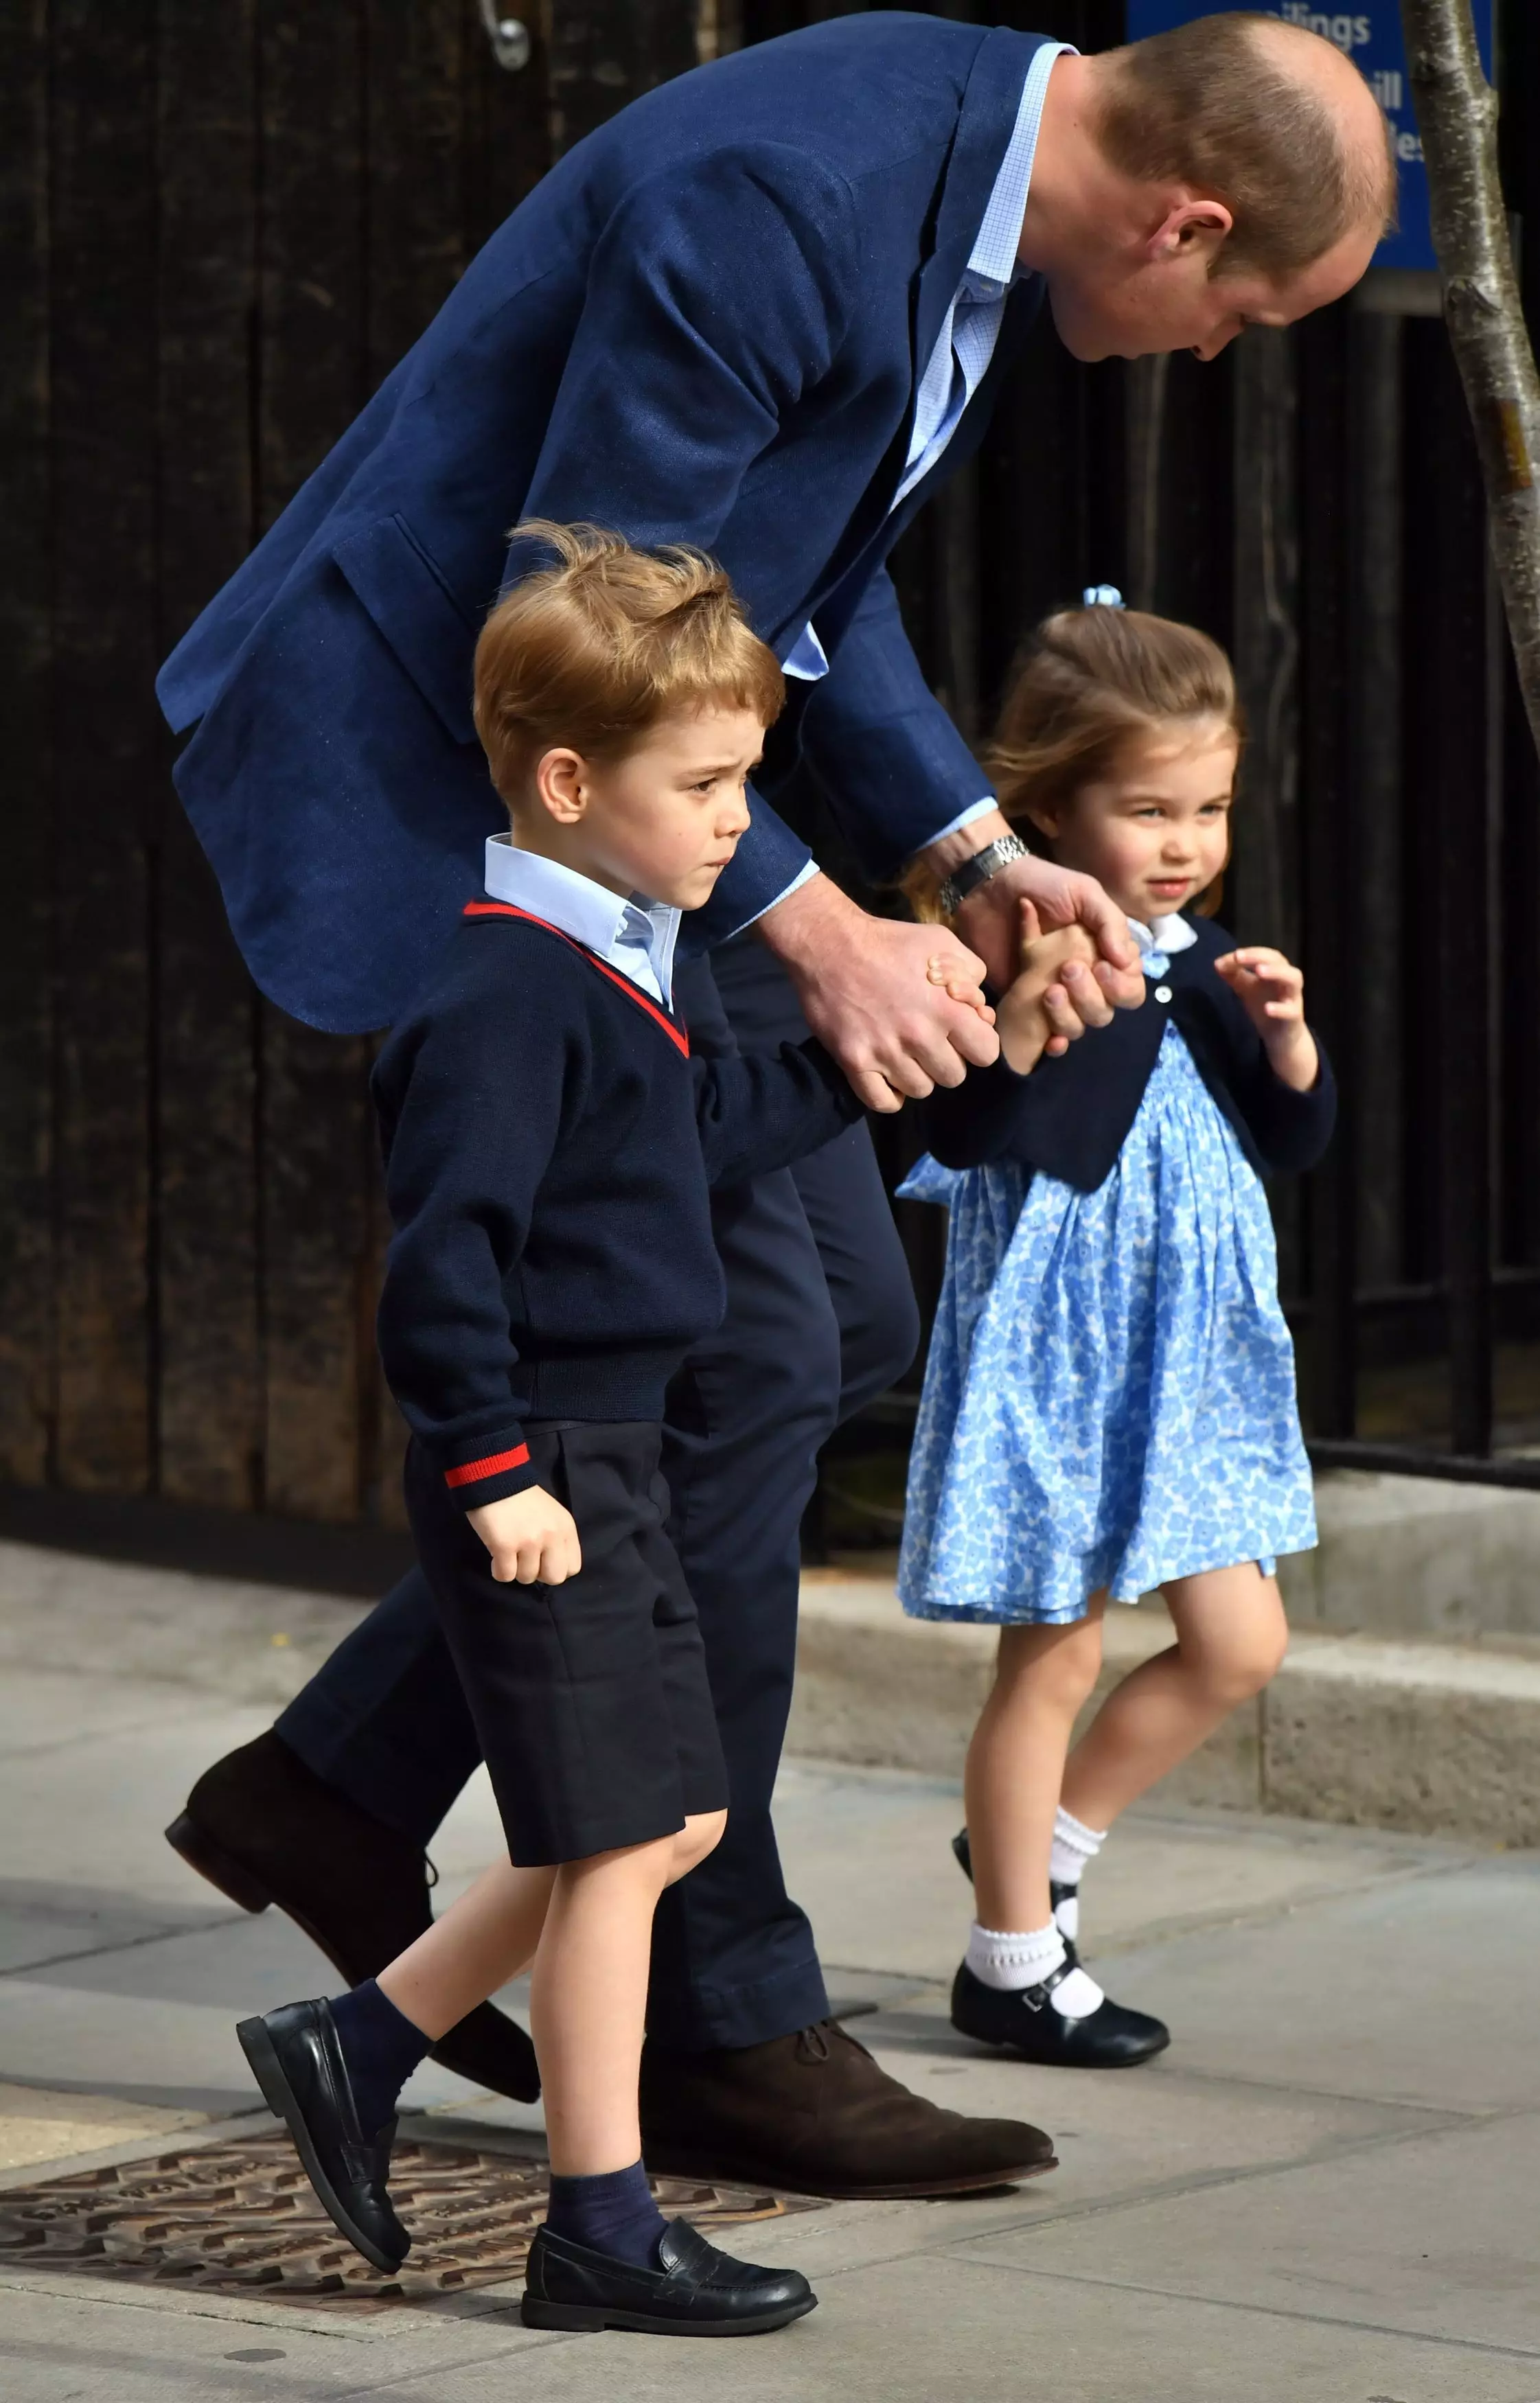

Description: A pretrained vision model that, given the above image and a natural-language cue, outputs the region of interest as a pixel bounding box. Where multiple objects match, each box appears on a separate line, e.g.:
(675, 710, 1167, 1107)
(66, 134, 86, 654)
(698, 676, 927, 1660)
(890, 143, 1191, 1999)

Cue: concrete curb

(788, 1573, 1540, 1846)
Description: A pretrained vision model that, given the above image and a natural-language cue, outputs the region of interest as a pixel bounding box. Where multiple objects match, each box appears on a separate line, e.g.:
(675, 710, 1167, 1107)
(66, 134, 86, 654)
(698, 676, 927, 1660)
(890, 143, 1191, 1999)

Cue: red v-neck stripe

(463, 899, 689, 1057)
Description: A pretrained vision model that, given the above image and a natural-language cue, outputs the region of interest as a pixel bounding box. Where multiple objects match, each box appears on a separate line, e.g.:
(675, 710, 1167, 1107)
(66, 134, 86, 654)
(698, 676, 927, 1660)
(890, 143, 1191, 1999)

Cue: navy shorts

(405, 1422, 728, 1865)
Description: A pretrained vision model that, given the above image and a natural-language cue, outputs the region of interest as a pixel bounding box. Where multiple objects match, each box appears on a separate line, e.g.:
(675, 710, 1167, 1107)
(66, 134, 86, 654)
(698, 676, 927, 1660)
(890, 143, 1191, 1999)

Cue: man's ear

(1146, 194, 1234, 264)
(533, 746, 588, 825)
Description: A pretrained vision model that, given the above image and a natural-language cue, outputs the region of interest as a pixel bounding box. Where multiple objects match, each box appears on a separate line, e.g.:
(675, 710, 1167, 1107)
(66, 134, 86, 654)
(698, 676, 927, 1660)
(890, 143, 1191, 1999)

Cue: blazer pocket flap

(333, 514, 479, 746)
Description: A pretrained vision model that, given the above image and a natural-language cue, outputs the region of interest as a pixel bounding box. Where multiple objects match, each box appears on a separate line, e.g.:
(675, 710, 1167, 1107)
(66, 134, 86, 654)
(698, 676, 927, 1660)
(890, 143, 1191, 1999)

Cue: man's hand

(758, 874, 1000, 1113)
(927, 809, 1145, 1024)
(468, 1484, 582, 1586)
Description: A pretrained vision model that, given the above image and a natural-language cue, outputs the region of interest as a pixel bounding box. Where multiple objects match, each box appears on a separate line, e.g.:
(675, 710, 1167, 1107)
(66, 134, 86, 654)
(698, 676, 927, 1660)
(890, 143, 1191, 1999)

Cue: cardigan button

(1154, 985, 1172, 1003)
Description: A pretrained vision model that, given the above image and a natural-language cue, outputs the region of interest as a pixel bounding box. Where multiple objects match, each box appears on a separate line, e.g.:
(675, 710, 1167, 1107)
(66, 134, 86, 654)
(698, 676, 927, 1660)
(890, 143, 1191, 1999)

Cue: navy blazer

(157, 14, 1054, 1033)
(920, 917, 1337, 1190)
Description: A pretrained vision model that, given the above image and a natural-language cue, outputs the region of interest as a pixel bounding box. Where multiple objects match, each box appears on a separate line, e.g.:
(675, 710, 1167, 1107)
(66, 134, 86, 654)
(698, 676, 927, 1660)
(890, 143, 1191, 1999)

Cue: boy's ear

(533, 746, 588, 825)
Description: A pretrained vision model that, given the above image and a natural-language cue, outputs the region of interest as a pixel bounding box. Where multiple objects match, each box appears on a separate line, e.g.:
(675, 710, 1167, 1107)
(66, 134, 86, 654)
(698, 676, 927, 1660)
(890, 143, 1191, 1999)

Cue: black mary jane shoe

(951, 1828, 1081, 1966)
(237, 1999, 409, 2272)
(521, 2217, 817, 2336)
(950, 1960, 1169, 2070)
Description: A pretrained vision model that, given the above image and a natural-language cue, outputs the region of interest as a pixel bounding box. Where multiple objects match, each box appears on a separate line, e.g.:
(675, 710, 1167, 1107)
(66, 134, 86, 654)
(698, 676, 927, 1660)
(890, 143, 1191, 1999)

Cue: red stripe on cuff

(444, 1443, 530, 1490)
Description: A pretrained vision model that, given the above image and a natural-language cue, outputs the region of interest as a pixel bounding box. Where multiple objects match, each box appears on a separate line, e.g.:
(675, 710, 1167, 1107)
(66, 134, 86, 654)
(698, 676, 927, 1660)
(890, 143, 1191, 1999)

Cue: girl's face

(1027, 718, 1238, 925)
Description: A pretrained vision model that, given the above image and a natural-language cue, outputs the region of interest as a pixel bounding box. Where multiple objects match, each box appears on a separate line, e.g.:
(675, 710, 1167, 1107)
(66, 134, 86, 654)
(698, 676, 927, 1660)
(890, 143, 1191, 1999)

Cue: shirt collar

(483, 836, 680, 1007)
(1127, 910, 1199, 961)
(963, 41, 1076, 299)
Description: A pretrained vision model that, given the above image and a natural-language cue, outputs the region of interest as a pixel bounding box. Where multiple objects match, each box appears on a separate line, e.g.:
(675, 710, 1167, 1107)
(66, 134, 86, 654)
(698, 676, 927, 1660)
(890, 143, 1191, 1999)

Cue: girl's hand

(1214, 947, 1319, 1092)
(468, 1484, 582, 1585)
(995, 901, 1101, 1074)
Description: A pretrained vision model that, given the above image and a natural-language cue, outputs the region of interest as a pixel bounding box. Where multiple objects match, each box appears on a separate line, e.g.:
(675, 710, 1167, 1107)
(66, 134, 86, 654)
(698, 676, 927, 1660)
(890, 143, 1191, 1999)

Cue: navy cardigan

(920, 915, 1336, 1188)
(373, 904, 862, 1510)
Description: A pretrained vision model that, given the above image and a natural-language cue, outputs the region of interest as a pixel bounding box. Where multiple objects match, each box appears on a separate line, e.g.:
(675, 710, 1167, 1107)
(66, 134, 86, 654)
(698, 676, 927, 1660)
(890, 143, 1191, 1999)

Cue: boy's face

(533, 704, 762, 910)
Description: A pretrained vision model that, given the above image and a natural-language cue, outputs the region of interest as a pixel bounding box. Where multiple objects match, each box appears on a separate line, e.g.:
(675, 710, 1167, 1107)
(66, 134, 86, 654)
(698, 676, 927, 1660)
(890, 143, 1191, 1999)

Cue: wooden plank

(257, 0, 374, 1521)
(547, 0, 697, 161)
(49, 0, 158, 1492)
(0, 0, 54, 1485)
(154, 0, 264, 1510)
(463, 0, 551, 253)
(367, 0, 467, 382)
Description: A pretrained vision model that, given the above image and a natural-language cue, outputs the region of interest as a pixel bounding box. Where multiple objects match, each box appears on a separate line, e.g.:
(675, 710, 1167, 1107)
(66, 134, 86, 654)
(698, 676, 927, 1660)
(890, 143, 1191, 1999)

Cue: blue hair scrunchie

(1082, 584, 1125, 609)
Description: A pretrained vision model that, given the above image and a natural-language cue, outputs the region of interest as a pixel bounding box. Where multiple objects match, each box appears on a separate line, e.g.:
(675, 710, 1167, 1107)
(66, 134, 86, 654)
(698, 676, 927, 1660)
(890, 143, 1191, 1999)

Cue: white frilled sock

(966, 1920, 1105, 2019)
(1048, 1806, 1107, 1944)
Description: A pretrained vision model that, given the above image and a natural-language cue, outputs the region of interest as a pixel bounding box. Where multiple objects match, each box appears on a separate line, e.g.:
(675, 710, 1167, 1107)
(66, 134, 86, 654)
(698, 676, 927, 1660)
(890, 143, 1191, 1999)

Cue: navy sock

(545, 2160, 666, 2269)
(328, 1980, 432, 2134)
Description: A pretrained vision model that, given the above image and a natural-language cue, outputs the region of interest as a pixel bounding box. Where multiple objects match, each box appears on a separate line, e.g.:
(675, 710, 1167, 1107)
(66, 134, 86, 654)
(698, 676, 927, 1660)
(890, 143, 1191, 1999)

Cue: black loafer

(237, 1999, 410, 2272)
(521, 2217, 816, 2336)
(951, 1828, 1081, 1966)
(951, 1961, 1169, 2069)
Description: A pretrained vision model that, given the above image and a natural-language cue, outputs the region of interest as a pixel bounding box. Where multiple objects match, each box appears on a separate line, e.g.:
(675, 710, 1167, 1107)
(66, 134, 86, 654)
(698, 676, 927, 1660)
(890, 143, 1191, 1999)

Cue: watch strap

(936, 833, 1031, 918)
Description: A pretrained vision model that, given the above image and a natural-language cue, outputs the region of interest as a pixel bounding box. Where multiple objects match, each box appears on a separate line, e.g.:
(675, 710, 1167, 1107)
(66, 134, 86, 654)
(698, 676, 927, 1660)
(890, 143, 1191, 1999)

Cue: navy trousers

(275, 940, 919, 2051)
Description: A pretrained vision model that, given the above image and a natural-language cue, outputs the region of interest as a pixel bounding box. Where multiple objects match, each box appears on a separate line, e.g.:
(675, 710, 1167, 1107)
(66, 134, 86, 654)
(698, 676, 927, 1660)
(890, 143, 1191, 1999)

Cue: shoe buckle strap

(1022, 1959, 1073, 2014)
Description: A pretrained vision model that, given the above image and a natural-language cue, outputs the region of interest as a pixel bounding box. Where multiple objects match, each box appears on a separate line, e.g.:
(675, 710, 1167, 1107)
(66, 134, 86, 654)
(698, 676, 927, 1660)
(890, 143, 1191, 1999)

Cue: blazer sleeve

(514, 145, 862, 937)
(373, 988, 564, 1511)
(692, 1039, 864, 1188)
(796, 565, 995, 877)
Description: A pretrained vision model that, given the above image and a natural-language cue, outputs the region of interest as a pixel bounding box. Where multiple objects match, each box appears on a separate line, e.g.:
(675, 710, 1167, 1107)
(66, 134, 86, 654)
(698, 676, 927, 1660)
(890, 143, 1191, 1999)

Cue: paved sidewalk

(3, 1541, 1539, 2399)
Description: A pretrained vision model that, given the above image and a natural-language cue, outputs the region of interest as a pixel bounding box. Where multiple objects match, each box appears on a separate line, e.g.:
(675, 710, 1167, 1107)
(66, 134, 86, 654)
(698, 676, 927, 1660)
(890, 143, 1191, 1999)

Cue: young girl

(901, 595, 1334, 2069)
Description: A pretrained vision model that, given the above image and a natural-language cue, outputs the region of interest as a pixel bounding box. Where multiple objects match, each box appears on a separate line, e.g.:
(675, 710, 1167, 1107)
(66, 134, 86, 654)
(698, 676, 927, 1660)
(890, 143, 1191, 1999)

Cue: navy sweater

(920, 914, 1336, 1187)
(373, 902, 863, 1510)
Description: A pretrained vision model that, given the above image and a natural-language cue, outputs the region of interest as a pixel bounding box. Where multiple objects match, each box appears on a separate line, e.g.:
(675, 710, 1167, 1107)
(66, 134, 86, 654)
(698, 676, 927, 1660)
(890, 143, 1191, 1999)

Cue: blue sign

(1124, 3, 1495, 273)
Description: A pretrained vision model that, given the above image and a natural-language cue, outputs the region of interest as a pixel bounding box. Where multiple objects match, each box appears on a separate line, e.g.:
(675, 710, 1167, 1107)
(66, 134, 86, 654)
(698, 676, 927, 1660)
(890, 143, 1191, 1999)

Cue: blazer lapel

(782, 28, 1050, 652)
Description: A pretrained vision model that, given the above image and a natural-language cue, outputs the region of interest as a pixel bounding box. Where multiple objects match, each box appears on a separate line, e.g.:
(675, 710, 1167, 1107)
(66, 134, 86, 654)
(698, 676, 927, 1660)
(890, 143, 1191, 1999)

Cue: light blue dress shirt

(483, 836, 680, 1009)
(781, 35, 1071, 767)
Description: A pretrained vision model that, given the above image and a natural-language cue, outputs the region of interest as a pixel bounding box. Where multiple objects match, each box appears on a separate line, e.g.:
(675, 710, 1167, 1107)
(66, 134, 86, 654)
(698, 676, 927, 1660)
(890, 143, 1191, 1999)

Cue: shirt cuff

(713, 857, 822, 941)
(920, 796, 998, 851)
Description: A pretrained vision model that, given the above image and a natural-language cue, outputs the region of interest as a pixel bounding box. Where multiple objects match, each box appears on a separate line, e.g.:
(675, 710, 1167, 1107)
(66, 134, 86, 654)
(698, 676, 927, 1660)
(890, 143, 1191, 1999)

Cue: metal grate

(0, 2131, 824, 2315)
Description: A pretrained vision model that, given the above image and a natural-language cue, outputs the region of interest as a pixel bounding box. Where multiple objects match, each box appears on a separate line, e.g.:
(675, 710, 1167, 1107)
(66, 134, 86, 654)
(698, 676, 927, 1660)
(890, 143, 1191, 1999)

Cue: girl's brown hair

(908, 601, 1243, 923)
(474, 520, 785, 807)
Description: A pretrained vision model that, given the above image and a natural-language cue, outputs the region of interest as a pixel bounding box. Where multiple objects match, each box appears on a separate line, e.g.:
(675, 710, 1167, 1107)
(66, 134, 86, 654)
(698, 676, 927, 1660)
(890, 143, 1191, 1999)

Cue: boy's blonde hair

(473, 520, 785, 807)
(907, 603, 1243, 923)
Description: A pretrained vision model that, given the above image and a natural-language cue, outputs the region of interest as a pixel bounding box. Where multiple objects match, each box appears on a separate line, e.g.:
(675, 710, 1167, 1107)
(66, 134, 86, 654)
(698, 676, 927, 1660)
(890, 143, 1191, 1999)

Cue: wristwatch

(936, 833, 1031, 919)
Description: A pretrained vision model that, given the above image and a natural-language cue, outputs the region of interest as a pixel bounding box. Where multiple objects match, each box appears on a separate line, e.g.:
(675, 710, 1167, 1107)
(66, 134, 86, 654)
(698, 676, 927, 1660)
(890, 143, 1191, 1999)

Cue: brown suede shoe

(639, 2019, 1055, 2199)
(166, 1732, 539, 2104)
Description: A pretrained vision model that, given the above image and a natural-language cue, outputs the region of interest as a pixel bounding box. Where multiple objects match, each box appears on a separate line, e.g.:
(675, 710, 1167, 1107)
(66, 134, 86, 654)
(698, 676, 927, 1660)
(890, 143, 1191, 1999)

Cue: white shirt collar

(963, 41, 1075, 297)
(1127, 910, 1199, 961)
(483, 836, 680, 1009)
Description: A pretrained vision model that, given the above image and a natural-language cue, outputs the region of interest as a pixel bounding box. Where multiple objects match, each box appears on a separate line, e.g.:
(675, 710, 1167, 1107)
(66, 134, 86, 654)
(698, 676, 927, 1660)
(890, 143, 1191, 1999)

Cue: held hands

(952, 851, 1146, 1023)
(468, 1484, 582, 1585)
(1214, 947, 1319, 1092)
(760, 875, 1000, 1113)
(990, 902, 1101, 1074)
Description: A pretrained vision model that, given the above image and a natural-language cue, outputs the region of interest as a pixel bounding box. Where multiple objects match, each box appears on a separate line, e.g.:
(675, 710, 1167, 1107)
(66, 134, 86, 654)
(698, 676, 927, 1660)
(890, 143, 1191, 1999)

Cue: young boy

(236, 524, 865, 2336)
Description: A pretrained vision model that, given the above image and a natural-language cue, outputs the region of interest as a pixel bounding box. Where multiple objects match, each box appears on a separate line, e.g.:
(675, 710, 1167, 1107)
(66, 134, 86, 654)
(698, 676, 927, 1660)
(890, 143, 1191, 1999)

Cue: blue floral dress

(897, 944, 1317, 1626)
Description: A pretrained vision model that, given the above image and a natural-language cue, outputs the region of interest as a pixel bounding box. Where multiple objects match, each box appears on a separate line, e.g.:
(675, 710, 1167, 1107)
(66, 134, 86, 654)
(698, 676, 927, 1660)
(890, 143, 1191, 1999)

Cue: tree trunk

(1402, 0, 1540, 759)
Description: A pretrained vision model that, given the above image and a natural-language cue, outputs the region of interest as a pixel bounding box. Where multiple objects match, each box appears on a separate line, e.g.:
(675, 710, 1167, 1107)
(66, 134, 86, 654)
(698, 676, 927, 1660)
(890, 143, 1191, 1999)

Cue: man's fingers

(1059, 962, 1115, 1029)
(1096, 959, 1148, 1011)
(849, 1066, 906, 1113)
(1041, 984, 1086, 1044)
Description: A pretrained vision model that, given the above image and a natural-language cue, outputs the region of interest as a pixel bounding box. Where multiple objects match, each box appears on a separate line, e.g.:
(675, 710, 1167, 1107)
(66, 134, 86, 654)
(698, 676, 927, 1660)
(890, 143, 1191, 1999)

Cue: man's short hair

(1098, 12, 1396, 279)
(474, 521, 784, 808)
